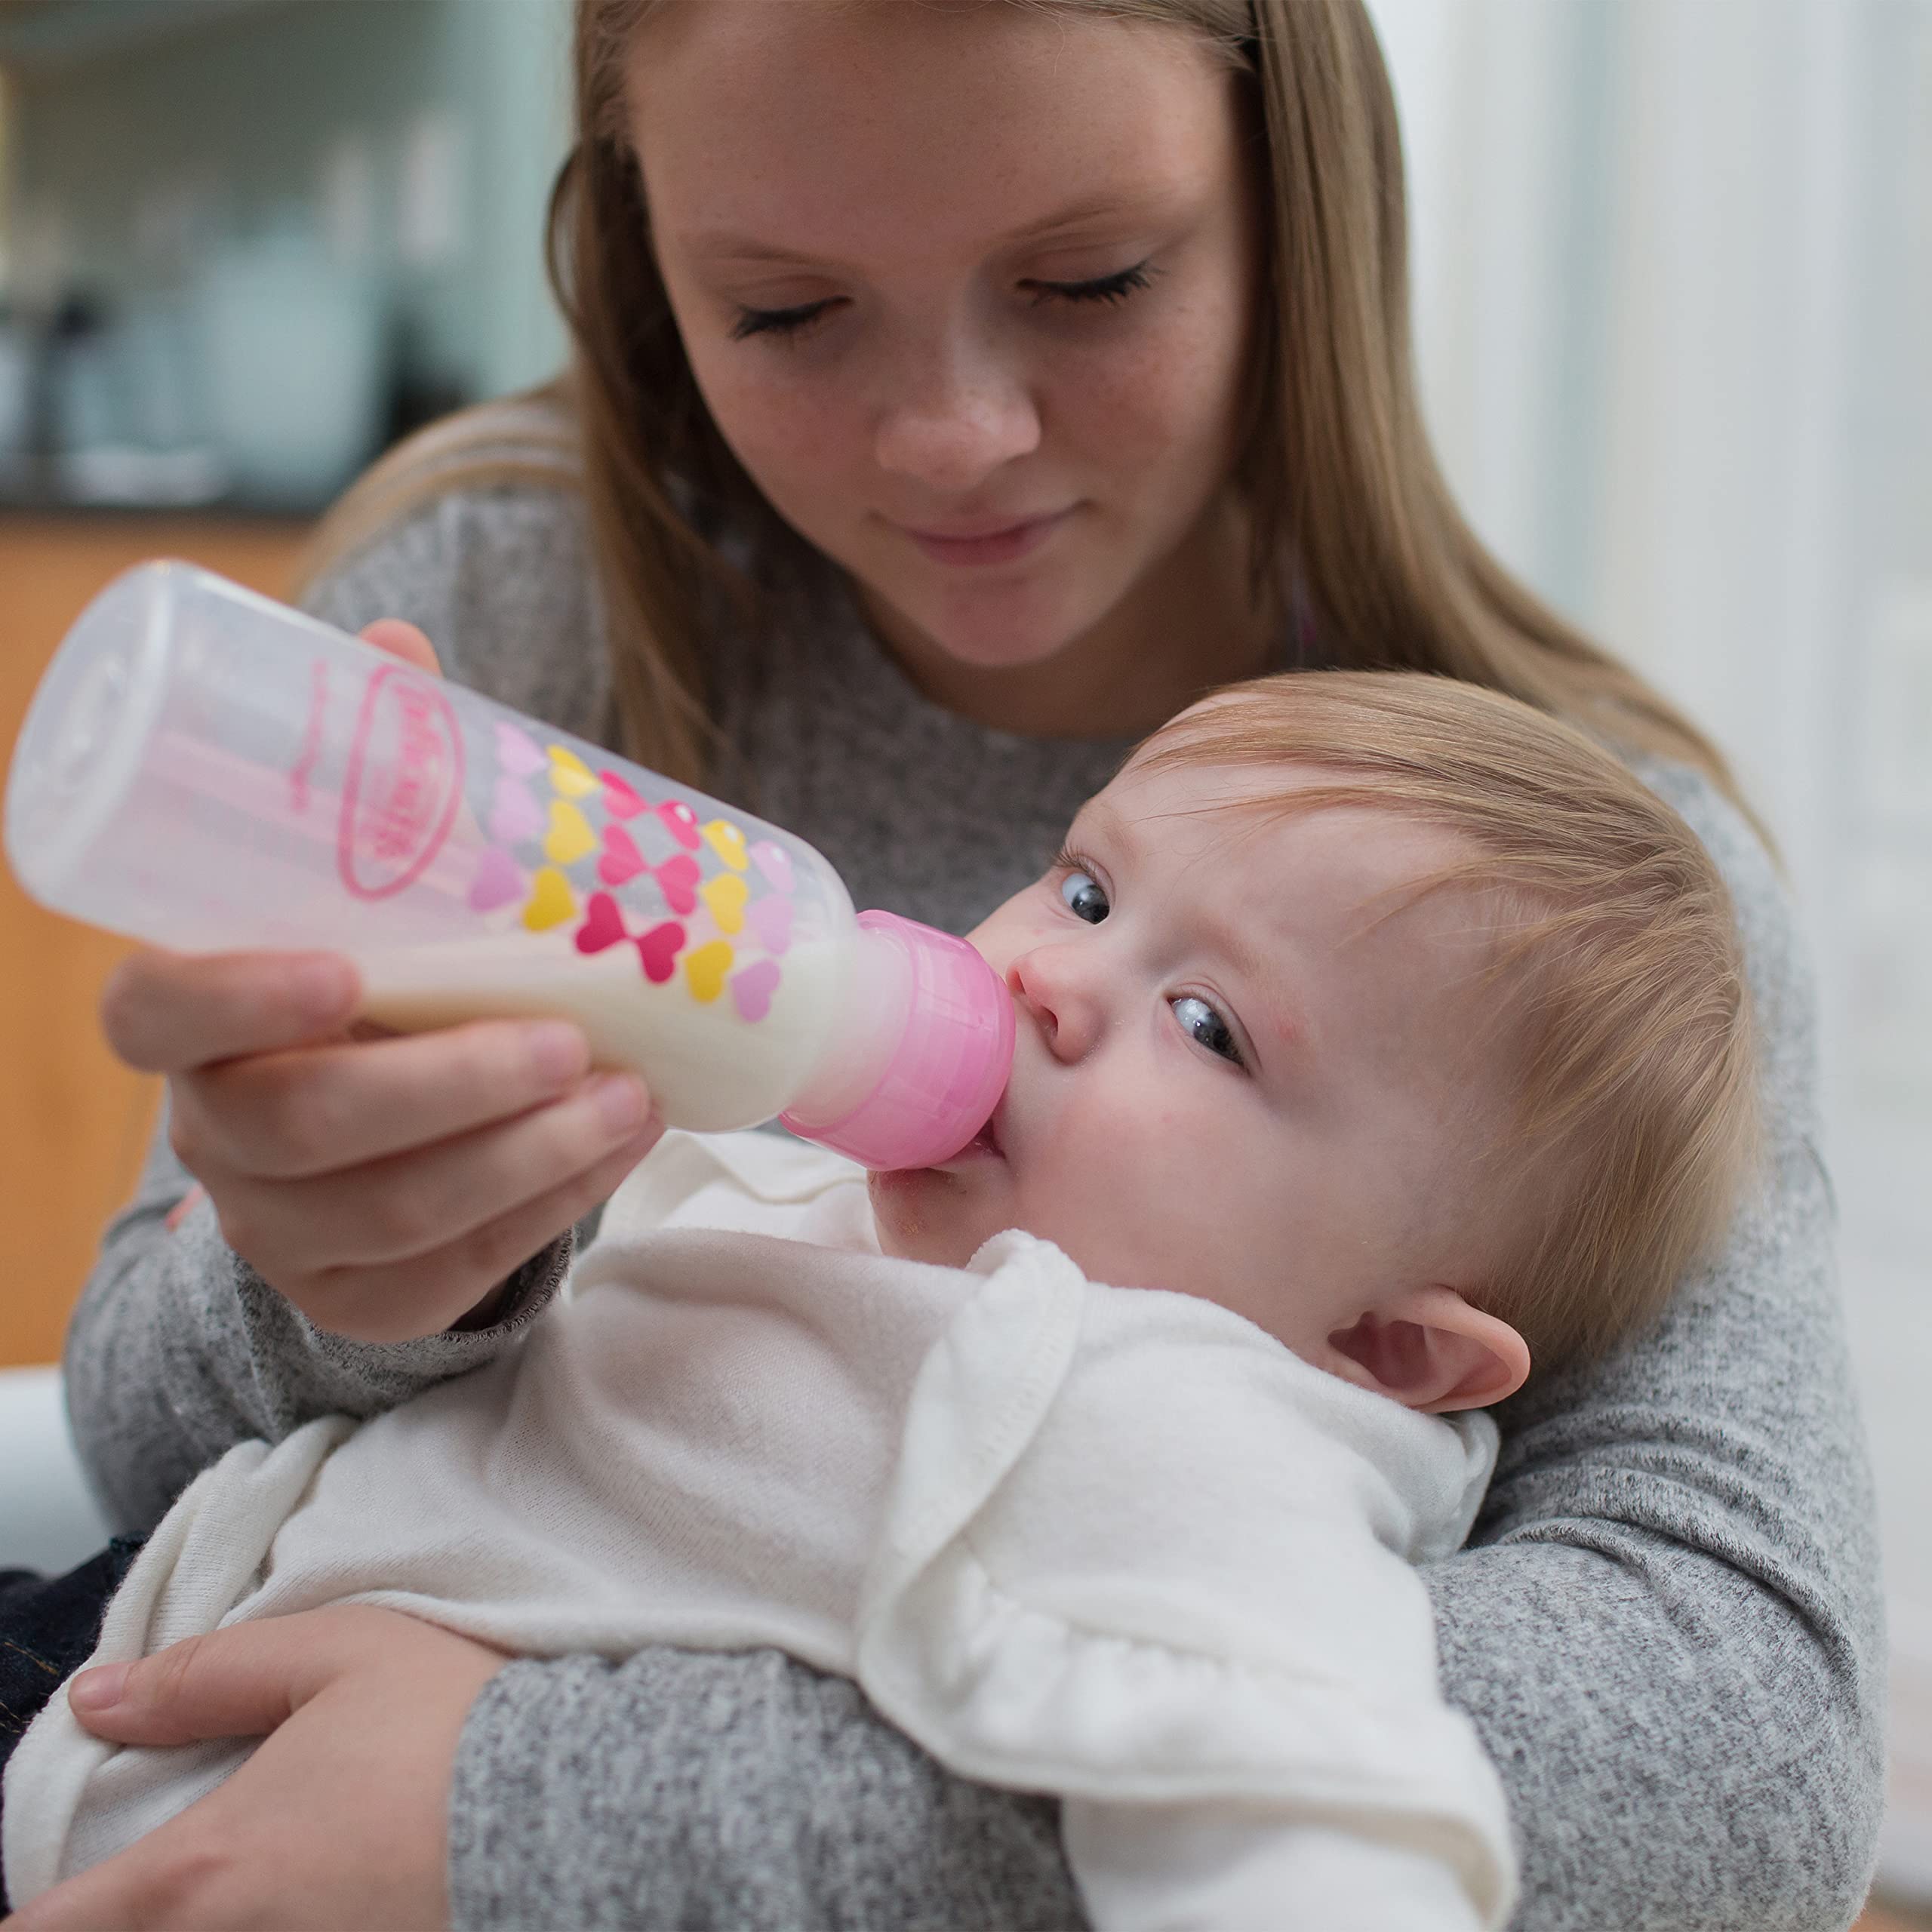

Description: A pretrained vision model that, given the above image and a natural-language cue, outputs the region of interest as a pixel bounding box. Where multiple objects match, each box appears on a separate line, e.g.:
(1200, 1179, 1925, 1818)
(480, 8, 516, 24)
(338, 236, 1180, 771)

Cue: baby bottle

(4, 561, 1012, 1170)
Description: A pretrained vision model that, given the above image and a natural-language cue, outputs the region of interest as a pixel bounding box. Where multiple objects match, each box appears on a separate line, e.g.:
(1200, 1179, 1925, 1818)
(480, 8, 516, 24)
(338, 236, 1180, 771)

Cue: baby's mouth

(956, 1098, 1005, 1163)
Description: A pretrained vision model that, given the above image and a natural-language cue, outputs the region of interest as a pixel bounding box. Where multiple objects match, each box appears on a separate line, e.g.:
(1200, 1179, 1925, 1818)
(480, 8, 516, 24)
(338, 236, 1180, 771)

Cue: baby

(2, 672, 1758, 1931)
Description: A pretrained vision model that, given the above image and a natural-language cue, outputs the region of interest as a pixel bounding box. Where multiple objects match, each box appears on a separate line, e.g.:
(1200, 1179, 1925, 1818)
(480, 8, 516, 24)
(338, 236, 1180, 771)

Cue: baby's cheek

(1014, 1110, 1195, 1284)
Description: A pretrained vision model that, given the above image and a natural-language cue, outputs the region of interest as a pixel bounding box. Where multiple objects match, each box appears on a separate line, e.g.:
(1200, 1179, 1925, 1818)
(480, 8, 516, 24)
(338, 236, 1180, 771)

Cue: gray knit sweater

(63, 478, 1885, 1931)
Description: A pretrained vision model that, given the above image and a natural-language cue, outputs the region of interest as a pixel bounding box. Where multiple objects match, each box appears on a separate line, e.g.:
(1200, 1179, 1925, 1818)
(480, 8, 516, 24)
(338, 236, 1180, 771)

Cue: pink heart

(749, 841, 794, 894)
(731, 958, 781, 1023)
(576, 891, 628, 955)
(635, 920, 685, 984)
(468, 845, 524, 913)
(495, 721, 546, 777)
(654, 853, 700, 915)
(655, 799, 701, 851)
(598, 823, 645, 886)
(748, 894, 792, 955)
(601, 770, 647, 819)
(489, 776, 543, 844)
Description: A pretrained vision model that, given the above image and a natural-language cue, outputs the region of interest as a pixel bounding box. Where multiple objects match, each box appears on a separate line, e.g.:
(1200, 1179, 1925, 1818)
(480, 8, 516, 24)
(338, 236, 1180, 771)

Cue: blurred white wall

(1368, 0, 1932, 1897)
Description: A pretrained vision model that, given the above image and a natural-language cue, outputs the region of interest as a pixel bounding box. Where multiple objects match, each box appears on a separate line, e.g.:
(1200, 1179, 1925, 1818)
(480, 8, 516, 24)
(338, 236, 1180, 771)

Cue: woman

(26, 2, 1881, 1928)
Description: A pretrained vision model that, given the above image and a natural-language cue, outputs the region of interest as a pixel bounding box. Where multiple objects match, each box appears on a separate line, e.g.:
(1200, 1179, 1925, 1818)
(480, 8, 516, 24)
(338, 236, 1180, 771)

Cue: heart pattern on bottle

(747, 893, 792, 955)
(489, 777, 542, 844)
(576, 891, 628, 955)
(521, 867, 576, 932)
(547, 746, 597, 799)
(730, 958, 780, 1022)
(598, 824, 645, 887)
(655, 799, 701, 851)
(475, 732, 791, 1023)
(683, 940, 734, 1003)
(703, 820, 749, 872)
(601, 771, 647, 820)
(469, 846, 524, 913)
(700, 873, 749, 934)
(545, 800, 597, 866)
(749, 841, 794, 893)
(495, 721, 546, 777)
(636, 921, 685, 985)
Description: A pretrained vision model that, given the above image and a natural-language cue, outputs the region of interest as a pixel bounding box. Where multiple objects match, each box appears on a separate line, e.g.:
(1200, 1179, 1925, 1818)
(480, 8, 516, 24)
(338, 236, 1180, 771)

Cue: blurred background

(0, 0, 1927, 1915)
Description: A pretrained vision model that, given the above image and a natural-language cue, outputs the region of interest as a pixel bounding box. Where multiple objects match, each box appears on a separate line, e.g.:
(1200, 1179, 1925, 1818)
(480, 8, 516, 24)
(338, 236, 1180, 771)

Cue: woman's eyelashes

(1022, 260, 1158, 309)
(730, 299, 838, 343)
(728, 260, 1160, 343)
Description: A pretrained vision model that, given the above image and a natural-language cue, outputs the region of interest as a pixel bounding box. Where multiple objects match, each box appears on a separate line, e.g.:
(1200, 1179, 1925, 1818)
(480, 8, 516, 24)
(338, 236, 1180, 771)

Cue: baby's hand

(97, 619, 663, 1342)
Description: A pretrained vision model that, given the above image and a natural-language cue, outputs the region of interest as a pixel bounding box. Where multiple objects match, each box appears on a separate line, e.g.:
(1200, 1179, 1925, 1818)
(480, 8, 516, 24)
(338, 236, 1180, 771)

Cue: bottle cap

(781, 909, 1013, 1171)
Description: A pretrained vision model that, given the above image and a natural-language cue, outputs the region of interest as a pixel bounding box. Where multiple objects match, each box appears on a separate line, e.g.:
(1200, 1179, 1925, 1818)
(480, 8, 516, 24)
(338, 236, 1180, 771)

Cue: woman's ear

(1322, 1286, 1531, 1414)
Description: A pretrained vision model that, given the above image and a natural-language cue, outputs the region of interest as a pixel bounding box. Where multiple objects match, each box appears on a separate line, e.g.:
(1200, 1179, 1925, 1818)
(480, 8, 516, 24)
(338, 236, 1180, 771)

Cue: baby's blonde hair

(1136, 671, 1761, 1375)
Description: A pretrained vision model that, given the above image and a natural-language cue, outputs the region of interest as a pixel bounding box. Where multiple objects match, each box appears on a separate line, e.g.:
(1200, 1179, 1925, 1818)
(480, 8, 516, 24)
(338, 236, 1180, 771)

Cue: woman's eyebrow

(1000, 189, 1187, 248)
(683, 190, 1189, 272)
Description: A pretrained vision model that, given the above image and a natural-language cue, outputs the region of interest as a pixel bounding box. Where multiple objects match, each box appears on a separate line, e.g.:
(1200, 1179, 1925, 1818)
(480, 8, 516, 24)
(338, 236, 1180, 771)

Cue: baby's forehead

(1093, 749, 1468, 868)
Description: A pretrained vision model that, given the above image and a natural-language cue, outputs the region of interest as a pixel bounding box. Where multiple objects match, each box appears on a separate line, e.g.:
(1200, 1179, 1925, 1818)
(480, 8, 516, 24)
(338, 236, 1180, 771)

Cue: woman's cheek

(683, 346, 855, 508)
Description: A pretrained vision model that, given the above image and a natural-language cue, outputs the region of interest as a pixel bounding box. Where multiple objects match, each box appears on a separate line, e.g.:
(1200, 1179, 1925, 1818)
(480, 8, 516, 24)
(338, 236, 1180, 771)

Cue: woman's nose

(1007, 946, 1103, 1063)
(872, 337, 1041, 494)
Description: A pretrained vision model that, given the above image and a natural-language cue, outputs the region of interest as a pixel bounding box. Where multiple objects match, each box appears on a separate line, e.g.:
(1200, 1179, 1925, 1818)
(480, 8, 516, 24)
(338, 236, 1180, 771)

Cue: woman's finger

(171, 1015, 598, 1180)
(212, 1077, 653, 1291)
(100, 948, 360, 1073)
(273, 1118, 662, 1341)
(358, 617, 442, 676)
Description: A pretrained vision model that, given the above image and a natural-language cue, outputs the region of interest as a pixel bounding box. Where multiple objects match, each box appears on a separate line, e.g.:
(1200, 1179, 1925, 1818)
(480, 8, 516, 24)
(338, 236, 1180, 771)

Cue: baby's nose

(1007, 949, 1099, 1062)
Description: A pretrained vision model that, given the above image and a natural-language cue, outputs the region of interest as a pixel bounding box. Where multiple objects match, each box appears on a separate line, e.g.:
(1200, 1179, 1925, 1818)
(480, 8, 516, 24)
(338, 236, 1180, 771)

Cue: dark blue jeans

(0, 1536, 146, 1915)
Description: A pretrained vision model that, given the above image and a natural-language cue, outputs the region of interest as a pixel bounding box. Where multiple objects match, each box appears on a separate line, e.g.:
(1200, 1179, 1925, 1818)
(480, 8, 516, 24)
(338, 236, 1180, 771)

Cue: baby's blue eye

(1060, 870, 1109, 924)
(1172, 995, 1241, 1066)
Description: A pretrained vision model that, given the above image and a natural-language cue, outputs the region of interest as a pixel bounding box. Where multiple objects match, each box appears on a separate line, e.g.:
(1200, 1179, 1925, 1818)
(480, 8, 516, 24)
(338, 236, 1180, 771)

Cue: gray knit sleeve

(62, 485, 605, 1531)
(442, 767, 1882, 1932)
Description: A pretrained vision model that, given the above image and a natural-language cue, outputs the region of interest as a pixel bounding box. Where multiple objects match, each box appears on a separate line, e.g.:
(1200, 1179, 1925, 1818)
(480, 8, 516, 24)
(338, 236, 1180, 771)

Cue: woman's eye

(1171, 995, 1242, 1066)
(1025, 260, 1156, 309)
(1059, 869, 1109, 924)
(730, 300, 836, 343)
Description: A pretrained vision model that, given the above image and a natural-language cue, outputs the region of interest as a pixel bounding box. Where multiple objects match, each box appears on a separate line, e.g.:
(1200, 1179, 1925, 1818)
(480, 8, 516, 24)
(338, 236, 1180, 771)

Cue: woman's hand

(100, 619, 663, 1341)
(11, 1607, 506, 1932)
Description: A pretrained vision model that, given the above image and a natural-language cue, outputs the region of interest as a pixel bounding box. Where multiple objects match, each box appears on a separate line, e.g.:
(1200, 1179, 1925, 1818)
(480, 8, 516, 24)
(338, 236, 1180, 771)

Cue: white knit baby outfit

(5, 1131, 1515, 1928)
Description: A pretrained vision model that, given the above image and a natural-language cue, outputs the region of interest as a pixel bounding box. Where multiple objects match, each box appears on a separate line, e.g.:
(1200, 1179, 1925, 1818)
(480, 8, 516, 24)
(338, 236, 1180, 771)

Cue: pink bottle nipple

(780, 910, 1014, 1171)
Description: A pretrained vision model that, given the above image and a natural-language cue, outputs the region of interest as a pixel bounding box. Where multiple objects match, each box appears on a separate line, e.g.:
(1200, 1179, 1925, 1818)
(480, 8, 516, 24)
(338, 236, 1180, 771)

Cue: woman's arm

(64, 480, 618, 1530)
(1425, 764, 1884, 1928)
(451, 1647, 1083, 1932)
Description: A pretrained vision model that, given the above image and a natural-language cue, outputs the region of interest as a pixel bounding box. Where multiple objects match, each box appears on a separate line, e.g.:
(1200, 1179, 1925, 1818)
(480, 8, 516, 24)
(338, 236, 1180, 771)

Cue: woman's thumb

(359, 618, 443, 678)
(66, 1624, 324, 1746)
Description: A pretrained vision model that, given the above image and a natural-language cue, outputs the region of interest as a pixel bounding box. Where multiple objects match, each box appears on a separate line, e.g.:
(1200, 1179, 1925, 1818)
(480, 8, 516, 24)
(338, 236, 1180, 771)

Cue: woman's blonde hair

(1137, 670, 1761, 1373)
(303, 0, 1756, 832)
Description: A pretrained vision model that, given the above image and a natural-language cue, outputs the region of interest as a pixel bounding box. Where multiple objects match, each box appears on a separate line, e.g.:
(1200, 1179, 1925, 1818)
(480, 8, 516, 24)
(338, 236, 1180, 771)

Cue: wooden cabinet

(1, 515, 310, 1365)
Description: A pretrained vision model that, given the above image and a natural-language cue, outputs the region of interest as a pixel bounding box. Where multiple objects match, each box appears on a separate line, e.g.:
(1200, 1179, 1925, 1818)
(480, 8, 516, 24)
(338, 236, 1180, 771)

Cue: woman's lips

(894, 509, 1073, 568)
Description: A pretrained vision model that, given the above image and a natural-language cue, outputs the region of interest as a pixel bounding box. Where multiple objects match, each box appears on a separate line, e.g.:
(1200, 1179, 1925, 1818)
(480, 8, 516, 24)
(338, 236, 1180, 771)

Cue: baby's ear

(1321, 1287, 1530, 1414)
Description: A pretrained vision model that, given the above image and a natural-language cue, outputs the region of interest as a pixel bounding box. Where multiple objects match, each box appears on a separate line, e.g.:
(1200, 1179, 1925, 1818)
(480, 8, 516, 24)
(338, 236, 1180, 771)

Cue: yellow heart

(703, 819, 749, 872)
(547, 745, 597, 798)
(684, 939, 734, 1004)
(700, 872, 749, 934)
(545, 799, 596, 866)
(521, 866, 577, 932)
